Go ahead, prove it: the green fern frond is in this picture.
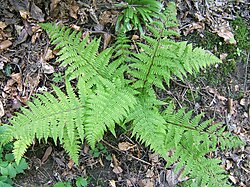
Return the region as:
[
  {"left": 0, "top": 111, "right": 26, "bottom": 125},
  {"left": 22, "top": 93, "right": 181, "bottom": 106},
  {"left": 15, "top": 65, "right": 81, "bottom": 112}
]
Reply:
[
  {"left": 115, "top": 0, "right": 162, "bottom": 33},
  {"left": 128, "top": 35, "right": 221, "bottom": 89},
  {"left": 85, "top": 85, "right": 137, "bottom": 148},
  {"left": 6, "top": 82, "right": 85, "bottom": 164}
]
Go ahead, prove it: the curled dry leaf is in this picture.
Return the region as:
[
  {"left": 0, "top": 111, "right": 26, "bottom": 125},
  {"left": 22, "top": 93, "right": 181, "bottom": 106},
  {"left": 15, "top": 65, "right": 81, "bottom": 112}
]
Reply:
[
  {"left": 0, "top": 100, "right": 4, "bottom": 118},
  {"left": 70, "top": 0, "right": 79, "bottom": 20},
  {"left": 216, "top": 27, "right": 236, "bottom": 45},
  {"left": 42, "top": 62, "right": 55, "bottom": 74},
  {"left": 0, "top": 40, "right": 12, "bottom": 50},
  {"left": 41, "top": 146, "right": 53, "bottom": 164},
  {"left": 0, "top": 22, "right": 7, "bottom": 30},
  {"left": 50, "top": 0, "right": 60, "bottom": 12},
  {"left": 44, "top": 48, "right": 54, "bottom": 61},
  {"left": 118, "top": 142, "right": 136, "bottom": 151},
  {"left": 67, "top": 159, "right": 74, "bottom": 169},
  {"left": 112, "top": 166, "right": 123, "bottom": 174}
]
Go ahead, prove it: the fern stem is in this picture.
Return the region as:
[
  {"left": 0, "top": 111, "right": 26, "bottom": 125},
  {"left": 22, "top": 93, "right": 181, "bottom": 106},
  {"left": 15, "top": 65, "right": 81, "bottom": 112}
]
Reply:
[{"left": 142, "top": 33, "right": 162, "bottom": 89}]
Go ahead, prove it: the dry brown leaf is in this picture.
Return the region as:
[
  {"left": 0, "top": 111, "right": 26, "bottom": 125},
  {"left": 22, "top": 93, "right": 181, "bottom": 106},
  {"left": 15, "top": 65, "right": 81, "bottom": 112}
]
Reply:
[
  {"left": 0, "top": 22, "right": 7, "bottom": 30},
  {"left": 67, "top": 159, "right": 74, "bottom": 169},
  {"left": 0, "top": 100, "right": 4, "bottom": 118},
  {"left": 112, "top": 166, "right": 123, "bottom": 174},
  {"left": 149, "top": 153, "right": 159, "bottom": 163},
  {"left": 225, "top": 160, "right": 233, "bottom": 170},
  {"left": 30, "top": 2, "right": 45, "bottom": 22},
  {"left": 103, "top": 33, "right": 111, "bottom": 49},
  {"left": 42, "top": 62, "right": 55, "bottom": 74},
  {"left": 220, "top": 53, "right": 228, "bottom": 60},
  {"left": 50, "top": 0, "right": 60, "bottom": 12},
  {"left": 44, "top": 48, "right": 54, "bottom": 61},
  {"left": 216, "top": 28, "right": 236, "bottom": 45},
  {"left": 19, "top": 10, "right": 29, "bottom": 19},
  {"left": 118, "top": 142, "right": 135, "bottom": 151},
  {"left": 0, "top": 40, "right": 12, "bottom": 50},
  {"left": 11, "top": 73, "right": 22, "bottom": 92},
  {"left": 41, "top": 146, "right": 53, "bottom": 163},
  {"left": 70, "top": 0, "right": 79, "bottom": 20}
]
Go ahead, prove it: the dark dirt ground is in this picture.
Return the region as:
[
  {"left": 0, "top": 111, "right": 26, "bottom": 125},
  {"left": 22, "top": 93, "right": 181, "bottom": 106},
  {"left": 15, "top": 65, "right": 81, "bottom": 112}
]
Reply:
[{"left": 0, "top": 0, "right": 249, "bottom": 186}]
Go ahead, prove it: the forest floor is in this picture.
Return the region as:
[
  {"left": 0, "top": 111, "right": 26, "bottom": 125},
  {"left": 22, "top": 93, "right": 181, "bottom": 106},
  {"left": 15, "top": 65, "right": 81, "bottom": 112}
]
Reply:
[{"left": 0, "top": 0, "right": 249, "bottom": 186}]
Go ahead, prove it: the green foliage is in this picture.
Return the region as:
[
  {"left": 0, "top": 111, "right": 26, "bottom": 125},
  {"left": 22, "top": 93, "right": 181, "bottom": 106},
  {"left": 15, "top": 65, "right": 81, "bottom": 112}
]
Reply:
[
  {"left": 76, "top": 177, "right": 88, "bottom": 187},
  {"left": 53, "top": 72, "right": 63, "bottom": 83},
  {"left": 1, "top": 2, "right": 244, "bottom": 186},
  {"left": 0, "top": 143, "right": 28, "bottom": 187},
  {"left": 89, "top": 143, "right": 112, "bottom": 161},
  {"left": 54, "top": 181, "right": 71, "bottom": 187},
  {"left": 231, "top": 16, "right": 250, "bottom": 51},
  {"left": 115, "top": 0, "right": 162, "bottom": 33}
]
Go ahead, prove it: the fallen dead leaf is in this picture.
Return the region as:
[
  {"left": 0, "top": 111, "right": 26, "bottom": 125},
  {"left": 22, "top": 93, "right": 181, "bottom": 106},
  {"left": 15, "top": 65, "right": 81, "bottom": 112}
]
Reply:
[
  {"left": 50, "top": 0, "right": 60, "bottom": 12},
  {"left": 44, "top": 48, "right": 55, "bottom": 61},
  {"left": 41, "top": 146, "right": 53, "bottom": 164},
  {"left": 225, "top": 160, "right": 233, "bottom": 170},
  {"left": 0, "top": 22, "right": 7, "bottom": 30},
  {"left": 109, "top": 180, "right": 116, "bottom": 187},
  {"left": 216, "top": 27, "right": 236, "bottom": 45},
  {"left": 42, "top": 62, "right": 55, "bottom": 74},
  {"left": 228, "top": 175, "right": 237, "bottom": 184},
  {"left": 70, "top": 0, "right": 79, "bottom": 20},
  {"left": 103, "top": 33, "right": 112, "bottom": 49},
  {"left": 19, "top": 10, "right": 29, "bottom": 19},
  {"left": 118, "top": 142, "right": 136, "bottom": 151},
  {"left": 67, "top": 159, "right": 74, "bottom": 170},
  {"left": 149, "top": 153, "right": 159, "bottom": 163},
  {"left": 112, "top": 154, "right": 123, "bottom": 174},
  {"left": 0, "top": 100, "right": 4, "bottom": 118},
  {"left": 30, "top": 2, "right": 45, "bottom": 22},
  {"left": 112, "top": 166, "right": 123, "bottom": 174},
  {"left": 0, "top": 40, "right": 12, "bottom": 50},
  {"left": 220, "top": 53, "right": 228, "bottom": 60}
]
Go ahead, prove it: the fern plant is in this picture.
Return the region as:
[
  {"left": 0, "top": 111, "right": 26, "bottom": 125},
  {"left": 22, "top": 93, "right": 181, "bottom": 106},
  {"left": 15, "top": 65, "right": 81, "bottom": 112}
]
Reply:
[{"left": 0, "top": 2, "right": 244, "bottom": 186}]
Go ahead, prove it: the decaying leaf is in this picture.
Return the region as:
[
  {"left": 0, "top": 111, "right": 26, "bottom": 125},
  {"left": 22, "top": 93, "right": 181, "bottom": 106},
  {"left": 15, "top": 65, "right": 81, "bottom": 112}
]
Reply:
[
  {"left": 30, "top": 2, "right": 45, "bottom": 22},
  {"left": 41, "top": 146, "right": 53, "bottom": 164},
  {"left": 42, "top": 62, "right": 55, "bottom": 74},
  {"left": 216, "top": 27, "right": 236, "bottom": 45},
  {"left": 112, "top": 154, "right": 123, "bottom": 174},
  {"left": 0, "top": 22, "right": 7, "bottom": 30},
  {"left": 50, "top": 0, "right": 60, "bottom": 12},
  {"left": 70, "top": 0, "right": 79, "bottom": 19},
  {"left": 0, "top": 40, "right": 12, "bottom": 50},
  {"left": 118, "top": 142, "right": 136, "bottom": 151},
  {"left": 67, "top": 159, "right": 74, "bottom": 169}
]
